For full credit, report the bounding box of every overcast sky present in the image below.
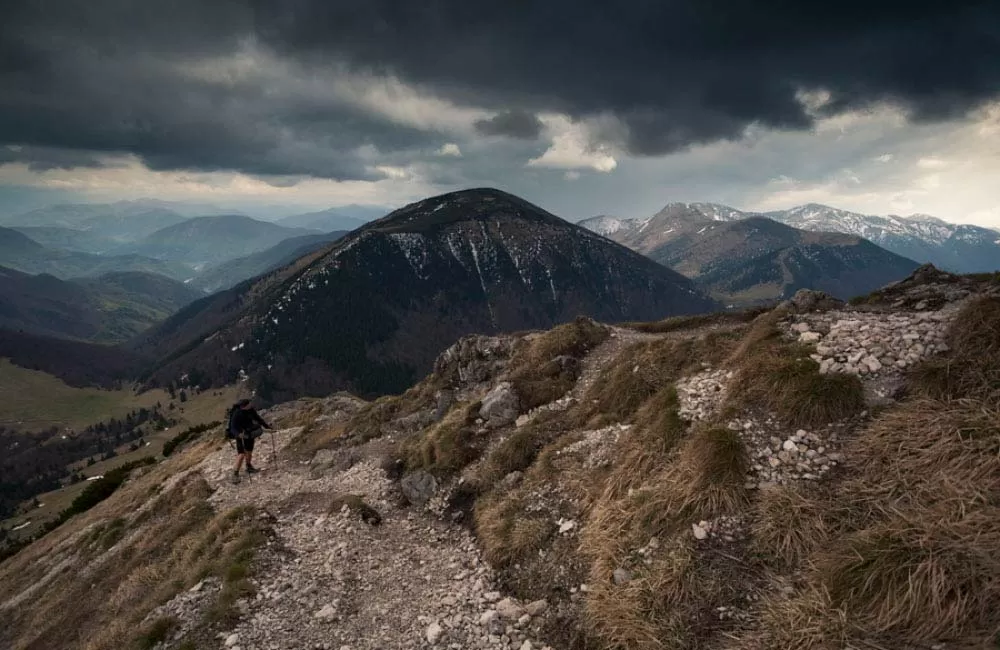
[2,1,999,226]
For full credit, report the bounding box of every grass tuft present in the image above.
[579,335,737,428]
[135,616,177,649]
[751,484,830,568]
[909,296,1000,404]
[621,306,770,334]
[819,512,1000,642]
[508,317,609,411]
[402,401,481,476]
[474,490,553,569]
[727,344,865,427]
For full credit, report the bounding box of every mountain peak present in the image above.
[365,188,566,234]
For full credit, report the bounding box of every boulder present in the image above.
[400,470,438,507]
[479,381,520,428]
[783,289,844,313]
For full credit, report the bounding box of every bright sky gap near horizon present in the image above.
[2,1,999,227]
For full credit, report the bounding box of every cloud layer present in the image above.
[1,1,999,224]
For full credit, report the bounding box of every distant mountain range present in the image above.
[0,267,202,344]
[2,202,191,241]
[134,188,717,401]
[0,201,378,283]
[762,204,1000,274]
[112,214,317,269]
[584,202,1000,275]
[581,204,920,305]
[192,231,348,293]
[276,208,371,233]
[0,227,191,281]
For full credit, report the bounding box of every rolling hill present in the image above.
[1,202,190,242]
[0,227,191,281]
[113,215,318,268]
[0,267,202,343]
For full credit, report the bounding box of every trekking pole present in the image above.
[268,428,278,465]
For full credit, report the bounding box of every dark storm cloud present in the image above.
[1,0,999,178]
[254,0,1000,151]
[474,110,543,140]
[0,1,444,181]
[0,145,109,171]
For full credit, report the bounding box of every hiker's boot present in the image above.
[230,471,241,484]
[246,465,260,475]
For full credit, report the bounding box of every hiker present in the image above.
[228,398,271,483]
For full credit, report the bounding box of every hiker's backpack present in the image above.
[225,405,240,439]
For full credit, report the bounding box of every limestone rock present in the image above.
[400,470,438,507]
[480,381,520,428]
[785,289,844,312]
[524,600,548,617]
[496,598,524,620]
[426,622,444,644]
[613,568,632,584]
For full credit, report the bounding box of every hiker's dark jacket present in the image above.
[231,408,270,436]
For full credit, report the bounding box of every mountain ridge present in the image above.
[584,202,1000,274]
[191,231,349,293]
[581,208,920,304]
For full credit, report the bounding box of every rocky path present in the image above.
[569,326,663,399]
[150,428,552,650]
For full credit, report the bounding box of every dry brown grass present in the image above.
[344,393,406,441]
[470,409,578,494]
[584,538,706,650]
[580,334,739,428]
[508,317,609,411]
[622,306,771,335]
[727,344,865,428]
[818,510,1000,643]
[756,394,1000,647]
[584,530,755,650]
[402,401,481,476]
[756,586,847,650]
[599,387,687,501]
[846,399,1000,512]
[343,371,447,442]
[910,296,1000,404]
[725,306,789,363]
[751,484,830,568]
[0,470,267,650]
[474,489,554,569]
[580,421,751,649]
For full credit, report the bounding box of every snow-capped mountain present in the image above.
[139,189,717,401]
[583,202,1000,274]
[760,204,1000,273]
[580,205,920,305]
